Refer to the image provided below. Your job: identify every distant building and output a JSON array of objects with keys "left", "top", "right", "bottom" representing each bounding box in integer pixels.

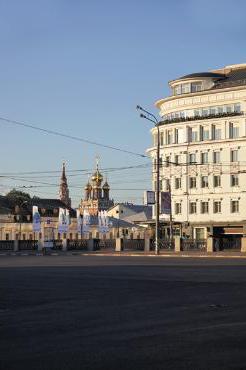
[
  {"left": 80, "top": 162, "right": 114, "bottom": 215},
  {"left": 107, "top": 203, "right": 152, "bottom": 224}
]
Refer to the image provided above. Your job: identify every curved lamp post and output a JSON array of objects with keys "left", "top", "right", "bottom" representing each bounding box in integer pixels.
[{"left": 136, "top": 105, "right": 160, "bottom": 255}]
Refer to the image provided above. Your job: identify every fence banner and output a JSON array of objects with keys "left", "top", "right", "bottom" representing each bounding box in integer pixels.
[
  {"left": 58, "top": 208, "right": 69, "bottom": 233},
  {"left": 160, "top": 191, "right": 171, "bottom": 214},
  {"left": 98, "top": 210, "right": 110, "bottom": 234},
  {"left": 32, "top": 206, "right": 41, "bottom": 232},
  {"left": 76, "top": 209, "right": 83, "bottom": 234},
  {"left": 82, "top": 209, "right": 91, "bottom": 233}
]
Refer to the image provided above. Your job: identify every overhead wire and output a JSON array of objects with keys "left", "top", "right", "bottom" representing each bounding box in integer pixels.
[{"left": 0, "top": 116, "right": 147, "bottom": 158}]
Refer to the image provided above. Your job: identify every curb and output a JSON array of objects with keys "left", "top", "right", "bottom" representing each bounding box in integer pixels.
[{"left": 1, "top": 252, "right": 246, "bottom": 258}]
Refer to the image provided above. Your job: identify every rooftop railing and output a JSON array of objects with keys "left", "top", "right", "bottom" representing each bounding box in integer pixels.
[{"left": 158, "top": 111, "right": 244, "bottom": 126}]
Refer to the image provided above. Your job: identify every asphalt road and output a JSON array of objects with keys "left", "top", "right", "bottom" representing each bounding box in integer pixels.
[{"left": 1, "top": 255, "right": 246, "bottom": 370}]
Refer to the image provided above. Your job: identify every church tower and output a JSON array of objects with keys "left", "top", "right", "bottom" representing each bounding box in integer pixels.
[
  {"left": 80, "top": 159, "right": 114, "bottom": 215},
  {"left": 59, "top": 162, "right": 71, "bottom": 208}
]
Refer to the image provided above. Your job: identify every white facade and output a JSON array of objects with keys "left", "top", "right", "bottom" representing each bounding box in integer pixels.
[{"left": 148, "top": 64, "right": 246, "bottom": 235}]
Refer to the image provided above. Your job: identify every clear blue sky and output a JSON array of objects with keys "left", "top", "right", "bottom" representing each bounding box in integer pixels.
[{"left": 0, "top": 0, "right": 245, "bottom": 206}]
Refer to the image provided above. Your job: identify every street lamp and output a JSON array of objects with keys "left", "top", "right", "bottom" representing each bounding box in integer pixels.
[
  {"left": 17, "top": 200, "right": 28, "bottom": 241},
  {"left": 136, "top": 105, "right": 160, "bottom": 255}
]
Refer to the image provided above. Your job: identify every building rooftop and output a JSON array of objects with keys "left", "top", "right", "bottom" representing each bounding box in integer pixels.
[
  {"left": 178, "top": 72, "right": 225, "bottom": 80},
  {"left": 174, "top": 64, "right": 246, "bottom": 90}
]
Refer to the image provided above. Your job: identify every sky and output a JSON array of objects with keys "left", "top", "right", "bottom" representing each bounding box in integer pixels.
[{"left": 0, "top": 0, "right": 245, "bottom": 207}]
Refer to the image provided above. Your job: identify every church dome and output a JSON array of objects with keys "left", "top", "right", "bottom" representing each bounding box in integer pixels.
[
  {"left": 84, "top": 181, "right": 92, "bottom": 190},
  {"left": 103, "top": 180, "right": 110, "bottom": 189},
  {"left": 91, "top": 169, "right": 103, "bottom": 183}
]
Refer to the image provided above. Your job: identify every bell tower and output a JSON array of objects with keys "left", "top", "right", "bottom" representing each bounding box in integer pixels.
[{"left": 59, "top": 162, "right": 71, "bottom": 207}]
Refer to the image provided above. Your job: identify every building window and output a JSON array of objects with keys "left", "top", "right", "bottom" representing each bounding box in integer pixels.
[
  {"left": 189, "top": 153, "right": 196, "bottom": 164},
  {"left": 29, "top": 234, "right": 33, "bottom": 240},
  {"left": 174, "top": 154, "right": 180, "bottom": 165},
  {"left": 201, "top": 176, "right": 208, "bottom": 188},
  {"left": 173, "top": 85, "right": 182, "bottom": 95},
  {"left": 189, "top": 177, "right": 196, "bottom": 189},
  {"left": 231, "top": 174, "right": 239, "bottom": 187},
  {"left": 213, "top": 151, "right": 220, "bottom": 163},
  {"left": 63, "top": 233, "right": 67, "bottom": 239},
  {"left": 213, "top": 201, "right": 221, "bottom": 214},
  {"left": 163, "top": 103, "right": 241, "bottom": 122},
  {"left": 229, "top": 123, "right": 239, "bottom": 139},
  {"left": 22, "top": 234, "right": 26, "bottom": 240},
  {"left": 175, "top": 203, "right": 182, "bottom": 214},
  {"left": 195, "top": 228, "right": 205, "bottom": 240},
  {"left": 213, "top": 175, "right": 221, "bottom": 187},
  {"left": 231, "top": 150, "right": 238, "bottom": 162},
  {"left": 160, "top": 132, "right": 164, "bottom": 146},
  {"left": 174, "top": 129, "right": 179, "bottom": 144},
  {"left": 191, "top": 82, "right": 202, "bottom": 93},
  {"left": 167, "top": 130, "right": 172, "bottom": 145},
  {"left": 5, "top": 233, "right": 9, "bottom": 241},
  {"left": 175, "top": 178, "right": 181, "bottom": 189},
  {"left": 234, "top": 103, "right": 241, "bottom": 113},
  {"left": 231, "top": 200, "right": 239, "bottom": 213},
  {"left": 201, "top": 126, "right": 209, "bottom": 141},
  {"left": 201, "top": 152, "right": 208, "bottom": 164},
  {"left": 181, "top": 83, "right": 190, "bottom": 94},
  {"left": 201, "top": 202, "right": 209, "bottom": 214},
  {"left": 166, "top": 156, "right": 171, "bottom": 167},
  {"left": 191, "top": 129, "right": 198, "bottom": 142},
  {"left": 189, "top": 202, "right": 197, "bottom": 214},
  {"left": 165, "top": 179, "right": 170, "bottom": 191},
  {"left": 212, "top": 125, "right": 222, "bottom": 140}
]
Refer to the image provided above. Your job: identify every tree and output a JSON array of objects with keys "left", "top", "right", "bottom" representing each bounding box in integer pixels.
[{"left": 6, "top": 189, "right": 31, "bottom": 206}]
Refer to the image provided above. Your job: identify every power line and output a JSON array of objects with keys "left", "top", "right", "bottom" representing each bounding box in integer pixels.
[
  {"left": 0, "top": 163, "right": 150, "bottom": 176},
  {"left": 0, "top": 116, "right": 147, "bottom": 158}
]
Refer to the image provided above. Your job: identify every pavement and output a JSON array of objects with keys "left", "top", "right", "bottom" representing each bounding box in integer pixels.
[
  {"left": 1, "top": 255, "right": 246, "bottom": 370},
  {"left": 0, "top": 249, "right": 246, "bottom": 258}
]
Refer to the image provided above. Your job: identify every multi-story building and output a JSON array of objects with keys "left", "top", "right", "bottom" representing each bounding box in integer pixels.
[{"left": 148, "top": 63, "right": 246, "bottom": 247}]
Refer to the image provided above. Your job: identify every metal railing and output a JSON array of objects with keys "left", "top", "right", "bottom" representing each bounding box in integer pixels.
[
  {"left": 0, "top": 240, "right": 14, "bottom": 251},
  {"left": 181, "top": 239, "right": 207, "bottom": 251},
  {"left": 150, "top": 239, "right": 174, "bottom": 251},
  {"left": 67, "top": 239, "right": 88, "bottom": 251},
  {"left": 123, "top": 239, "right": 144, "bottom": 251},
  {"left": 19, "top": 240, "right": 38, "bottom": 250},
  {"left": 53, "top": 240, "right": 63, "bottom": 250}
]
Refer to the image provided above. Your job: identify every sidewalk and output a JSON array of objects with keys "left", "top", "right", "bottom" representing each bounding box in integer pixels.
[{"left": 0, "top": 250, "right": 246, "bottom": 258}]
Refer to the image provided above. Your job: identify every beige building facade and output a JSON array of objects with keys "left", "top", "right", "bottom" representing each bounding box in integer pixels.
[{"left": 148, "top": 63, "right": 246, "bottom": 247}]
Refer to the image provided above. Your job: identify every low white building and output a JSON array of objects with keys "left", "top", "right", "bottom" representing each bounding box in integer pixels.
[{"left": 147, "top": 63, "right": 246, "bottom": 248}]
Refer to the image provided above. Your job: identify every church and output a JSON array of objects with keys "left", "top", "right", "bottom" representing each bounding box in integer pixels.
[{"left": 80, "top": 162, "right": 114, "bottom": 215}]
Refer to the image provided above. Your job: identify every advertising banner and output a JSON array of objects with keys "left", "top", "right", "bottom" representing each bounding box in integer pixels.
[
  {"left": 143, "top": 190, "right": 155, "bottom": 205},
  {"left": 82, "top": 209, "right": 91, "bottom": 233},
  {"left": 58, "top": 208, "right": 69, "bottom": 233},
  {"left": 98, "top": 210, "right": 109, "bottom": 234},
  {"left": 160, "top": 192, "right": 171, "bottom": 214},
  {"left": 76, "top": 209, "right": 83, "bottom": 234},
  {"left": 32, "top": 206, "right": 41, "bottom": 232}
]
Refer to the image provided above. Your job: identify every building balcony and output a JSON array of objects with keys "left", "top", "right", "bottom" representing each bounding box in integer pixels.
[{"left": 158, "top": 111, "right": 244, "bottom": 127}]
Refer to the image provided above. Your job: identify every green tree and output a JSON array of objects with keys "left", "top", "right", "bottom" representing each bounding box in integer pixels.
[{"left": 6, "top": 189, "right": 31, "bottom": 206}]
